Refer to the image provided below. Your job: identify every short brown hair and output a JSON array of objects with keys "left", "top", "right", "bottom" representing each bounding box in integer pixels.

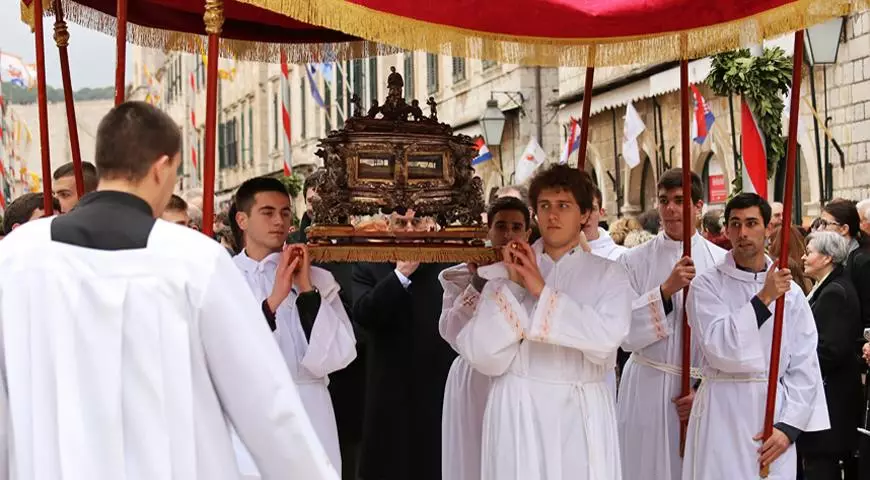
[
  {"left": 3, "top": 193, "right": 59, "bottom": 235},
  {"left": 657, "top": 168, "right": 703, "bottom": 204},
  {"left": 528, "top": 164, "right": 594, "bottom": 213},
  {"left": 166, "top": 194, "right": 188, "bottom": 212},
  {"left": 95, "top": 101, "right": 182, "bottom": 182},
  {"left": 53, "top": 161, "right": 99, "bottom": 193}
]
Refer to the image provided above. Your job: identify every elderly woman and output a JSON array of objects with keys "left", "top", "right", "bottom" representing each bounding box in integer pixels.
[{"left": 797, "top": 231, "right": 864, "bottom": 480}]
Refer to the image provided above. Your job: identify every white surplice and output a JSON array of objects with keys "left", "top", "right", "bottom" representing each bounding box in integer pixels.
[
  {"left": 683, "top": 253, "right": 829, "bottom": 480},
  {"left": 438, "top": 264, "right": 492, "bottom": 480},
  {"left": 232, "top": 250, "right": 356, "bottom": 475},
  {"left": 615, "top": 233, "right": 726, "bottom": 480},
  {"left": 587, "top": 228, "right": 628, "bottom": 399},
  {"left": 456, "top": 240, "right": 632, "bottom": 480},
  {"left": 0, "top": 218, "right": 338, "bottom": 480},
  {"left": 588, "top": 227, "right": 627, "bottom": 261}
]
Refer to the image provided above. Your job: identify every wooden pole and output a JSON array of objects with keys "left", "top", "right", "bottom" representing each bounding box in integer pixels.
[
  {"left": 577, "top": 46, "right": 596, "bottom": 170},
  {"left": 678, "top": 58, "right": 692, "bottom": 457},
  {"left": 202, "top": 0, "right": 224, "bottom": 238},
  {"left": 53, "top": 0, "right": 84, "bottom": 198},
  {"left": 33, "top": 0, "right": 53, "bottom": 215},
  {"left": 114, "top": 0, "right": 128, "bottom": 105},
  {"left": 760, "top": 29, "right": 804, "bottom": 479}
]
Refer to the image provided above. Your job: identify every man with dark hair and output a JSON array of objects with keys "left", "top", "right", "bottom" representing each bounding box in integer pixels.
[
  {"left": 231, "top": 176, "right": 355, "bottom": 475},
  {"left": 684, "top": 192, "right": 828, "bottom": 479},
  {"left": 52, "top": 161, "right": 99, "bottom": 213},
  {"left": 438, "top": 195, "right": 532, "bottom": 480},
  {"left": 586, "top": 185, "right": 626, "bottom": 260},
  {"left": 457, "top": 164, "right": 632, "bottom": 480},
  {"left": 0, "top": 102, "right": 339, "bottom": 480},
  {"left": 161, "top": 193, "right": 191, "bottom": 226},
  {"left": 638, "top": 209, "right": 662, "bottom": 235},
  {"left": 702, "top": 208, "right": 731, "bottom": 250},
  {"left": 616, "top": 168, "right": 727, "bottom": 480},
  {"left": 2, "top": 192, "right": 59, "bottom": 235}
]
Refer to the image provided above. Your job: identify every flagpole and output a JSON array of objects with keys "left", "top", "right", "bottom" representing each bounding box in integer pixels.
[
  {"left": 280, "top": 52, "right": 293, "bottom": 176},
  {"left": 33, "top": 0, "right": 54, "bottom": 215},
  {"left": 760, "top": 30, "right": 804, "bottom": 479},
  {"left": 201, "top": 0, "right": 224, "bottom": 238},
  {"left": 53, "top": 0, "right": 85, "bottom": 198}
]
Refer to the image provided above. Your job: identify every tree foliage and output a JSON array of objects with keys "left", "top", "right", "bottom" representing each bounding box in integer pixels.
[
  {"left": 280, "top": 173, "right": 303, "bottom": 198},
  {"left": 705, "top": 47, "right": 793, "bottom": 185},
  {"left": 1, "top": 81, "right": 114, "bottom": 104}
]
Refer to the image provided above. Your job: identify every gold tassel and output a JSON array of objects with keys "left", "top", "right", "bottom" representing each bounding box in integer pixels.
[{"left": 308, "top": 245, "right": 500, "bottom": 264}]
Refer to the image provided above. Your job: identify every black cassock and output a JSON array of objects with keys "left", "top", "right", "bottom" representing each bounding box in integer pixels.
[{"left": 353, "top": 262, "right": 456, "bottom": 480}]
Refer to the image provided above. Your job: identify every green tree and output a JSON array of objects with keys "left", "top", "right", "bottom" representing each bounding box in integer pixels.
[{"left": 705, "top": 47, "right": 793, "bottom": 195}]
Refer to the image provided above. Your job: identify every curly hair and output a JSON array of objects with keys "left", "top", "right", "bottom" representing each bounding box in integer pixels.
[
  {"left": 528, "top": 164, "right": 595, "bottom": 213},
  {"left": 608, "top": 217, "right": 643, "bottom": 246},
  {"left": 624, "top": 229, "right": 656, "bottom": 248}
]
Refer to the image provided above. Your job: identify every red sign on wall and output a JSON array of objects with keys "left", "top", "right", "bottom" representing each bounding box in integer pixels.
[{"left": 709, "top": 174, "right": 727, "bottom": 204}]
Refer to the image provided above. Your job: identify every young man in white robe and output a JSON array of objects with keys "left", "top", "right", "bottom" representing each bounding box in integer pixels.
[
  {"left": 439, "top": 196, "right": 532, "bottom": 480},
  {"left": 0, "top": 101, "right": 338, "bottom": 480},
  {"left": 231, "top": 177, "right": 356, "bottom": 474},
  {"left": 457, "top": 165, "right": 632, "bottom": 480},
  {"left": 683, "top": 192, "right": 829, "bottom": 480},
  {"left": 616, "top": 169, "right": 726, "bottom": 480}
]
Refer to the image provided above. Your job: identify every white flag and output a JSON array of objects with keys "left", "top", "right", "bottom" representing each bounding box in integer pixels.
[
  {"left": 622, "top": 102, "right": 646, "bottom": 168},
  {"left": 515, "top": 137, "right": 546, "bottom": 183}
]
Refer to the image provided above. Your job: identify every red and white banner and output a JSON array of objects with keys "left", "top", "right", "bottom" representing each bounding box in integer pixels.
[
  {"left": 740, "top": 98, "right": 767, "bottom": 199},
  {"left": 188, "top": 72, "right": 198, "bottom": 183}
]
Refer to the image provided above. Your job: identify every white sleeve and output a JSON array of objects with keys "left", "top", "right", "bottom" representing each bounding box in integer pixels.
[
  {"left": 439, "top": 278, "right": 480, "bottom": 350},
  {"left": 687, "top": 276, "right": 766, "bottom": 374},
  {"left": 456, "top": 279, "right": 526, "bottom": 377},
  {"left": 779, "top": 296, "right": 830, "bottom": 432},
  {"left": 622, "top": 286, "right": 675, "bottom": 352},
  {"left": 199, "top": 253, "right": 339, "bottom": 480},
  {"left": 300, "top": 285, "right": 357, "bottom": 379},
  {"left": 525, "top": 265, "right": 631, "bottom": 366}
]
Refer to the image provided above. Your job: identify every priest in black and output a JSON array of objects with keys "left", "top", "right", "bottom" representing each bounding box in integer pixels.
[{"left": 352, "top": 210, "right": 455, "bottom": 480}]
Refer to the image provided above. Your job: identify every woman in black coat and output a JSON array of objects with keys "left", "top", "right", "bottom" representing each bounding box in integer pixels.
[{"left": 798, "top": 231, "right": 864, "bottom": 480}]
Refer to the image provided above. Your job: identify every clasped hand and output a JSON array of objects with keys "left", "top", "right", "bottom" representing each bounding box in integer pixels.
[{"left": 503, "top": 241, "right": 545, "bottom": 298}]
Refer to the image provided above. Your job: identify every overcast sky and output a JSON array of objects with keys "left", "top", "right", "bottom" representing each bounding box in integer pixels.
[{"left": 0, "top": 2, "right": 131, "bottom": 89}]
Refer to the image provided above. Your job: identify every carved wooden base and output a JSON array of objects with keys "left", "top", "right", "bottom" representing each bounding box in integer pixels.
[{"left": 307, "top": 244, "right": 500, "bottom": 264}]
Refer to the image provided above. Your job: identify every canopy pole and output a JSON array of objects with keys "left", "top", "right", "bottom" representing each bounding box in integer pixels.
[
  {"left": 114, "top": 0, "right": 128, "bottom": 105},
  {"left": 577, "top": 46, "right": 596, "bottom": 171},
  {"left": 760, "top": 29, "right": 804, "bottom": 479},
  {"left": 34, "top": 0, "right": 53, "bottom": 215},
  {"left": 201, "top": 0, "right": 224, "bottom": 238},
  {"left": 678, "top": 57, "right": 692, "bottom": 457},
  {"left": 53, "top": 0, "right": 84, "bottom": 198}
]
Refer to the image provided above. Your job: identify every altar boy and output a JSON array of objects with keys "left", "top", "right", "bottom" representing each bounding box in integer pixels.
[
  {"left": 457, "top": 164, "right": 632, "bottom": 480},
  {"left": 232, "top": 177, "right": 356, "bottom": 473}
]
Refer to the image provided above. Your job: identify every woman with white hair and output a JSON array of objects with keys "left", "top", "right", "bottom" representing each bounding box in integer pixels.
[{"left": 797, "top": 231, "right": 864, "bottom": 479}]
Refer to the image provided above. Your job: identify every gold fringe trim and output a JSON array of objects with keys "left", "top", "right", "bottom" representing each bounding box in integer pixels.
[
  {"left": 236, "top": 0, "right": 870, "bottom": 66},
  {"left": 21, "top": 0, "right": 400, "bottom": 63},
  {"left": 308, "top": 245, "right": 500, "bottom": 264}
]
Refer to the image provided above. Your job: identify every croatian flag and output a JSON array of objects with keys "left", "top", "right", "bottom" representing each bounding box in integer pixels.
[
  {"left": 690, "top": 84, "right": 715, "bottom": 144},
  {"left": 559, "top": 117, "right": 580, "bottom": 164},
  {"left": 472, "top": 137, "right": 493, "bottom": 165},
  {"left": 741, "top": 98, "right": 767, "bottom": 198}
]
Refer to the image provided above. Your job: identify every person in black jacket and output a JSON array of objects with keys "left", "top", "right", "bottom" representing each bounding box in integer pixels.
[
  {"left": 352, "top": 208, "right": 455, "bottom": 480},
  {"left": 818, "top": 199, "right": 870, "bottom": 330},
  {"left": 798, "top": 231, "right": 864, "bottom": 480}
]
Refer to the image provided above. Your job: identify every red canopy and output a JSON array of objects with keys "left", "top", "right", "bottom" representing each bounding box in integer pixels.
[
  {"left": 21, "top": 0, "right": 388, "bottom": 62},
  {"left": 235, "top": 0, "right": 860, "bottom": 66}
]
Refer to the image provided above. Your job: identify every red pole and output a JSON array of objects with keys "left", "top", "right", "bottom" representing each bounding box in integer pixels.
[
  {"left": 678, "top": 58, "right": 692, "bottom": 456},
  {"left": 760, "top": 30, "right": 804, "bottom": 479},
  {"left": 33, "top": 0, "right": 53, "bottom": 215},
  {"left": 114, "top": 0, "right": 128, "bottom": 105},
  {"left": 53, "top": 0, "right": 84, "bottom": 198},
  {"left": 577, "top": 47, "right": 596, "bottom": 170},
  {"left": 201, "top": 0, "right": 224, "bottom": 238}
]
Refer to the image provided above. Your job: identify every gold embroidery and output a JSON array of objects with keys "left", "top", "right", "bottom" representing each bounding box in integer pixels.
[{"left": 648, "top": 291, "right": 667, "bottom": 340}]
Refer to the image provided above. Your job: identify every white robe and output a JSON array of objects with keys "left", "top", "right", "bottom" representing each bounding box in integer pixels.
[
  {"left": 683, "top": 253, "right": 829, "bottom": 480},
  {"left": 587, "top": 228, "right": 628, "bottom": 399},
  {"left": 615, "top": 233, "right": 726, "bottom": 480},
  {"left": 457, "top": 241, "right": 632, "bottom": 480},
  {"left": 232, "top": 251, "right": 356, "bottom": 475},
  {"left": 0, "top": 218, "right": 338, "bottom": 480},
  {"left": 438, "top": 264, "right": 492, "bottom": 480},
  {"left": 588, "top": 228, "right": 627, "bottom": 261}
]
